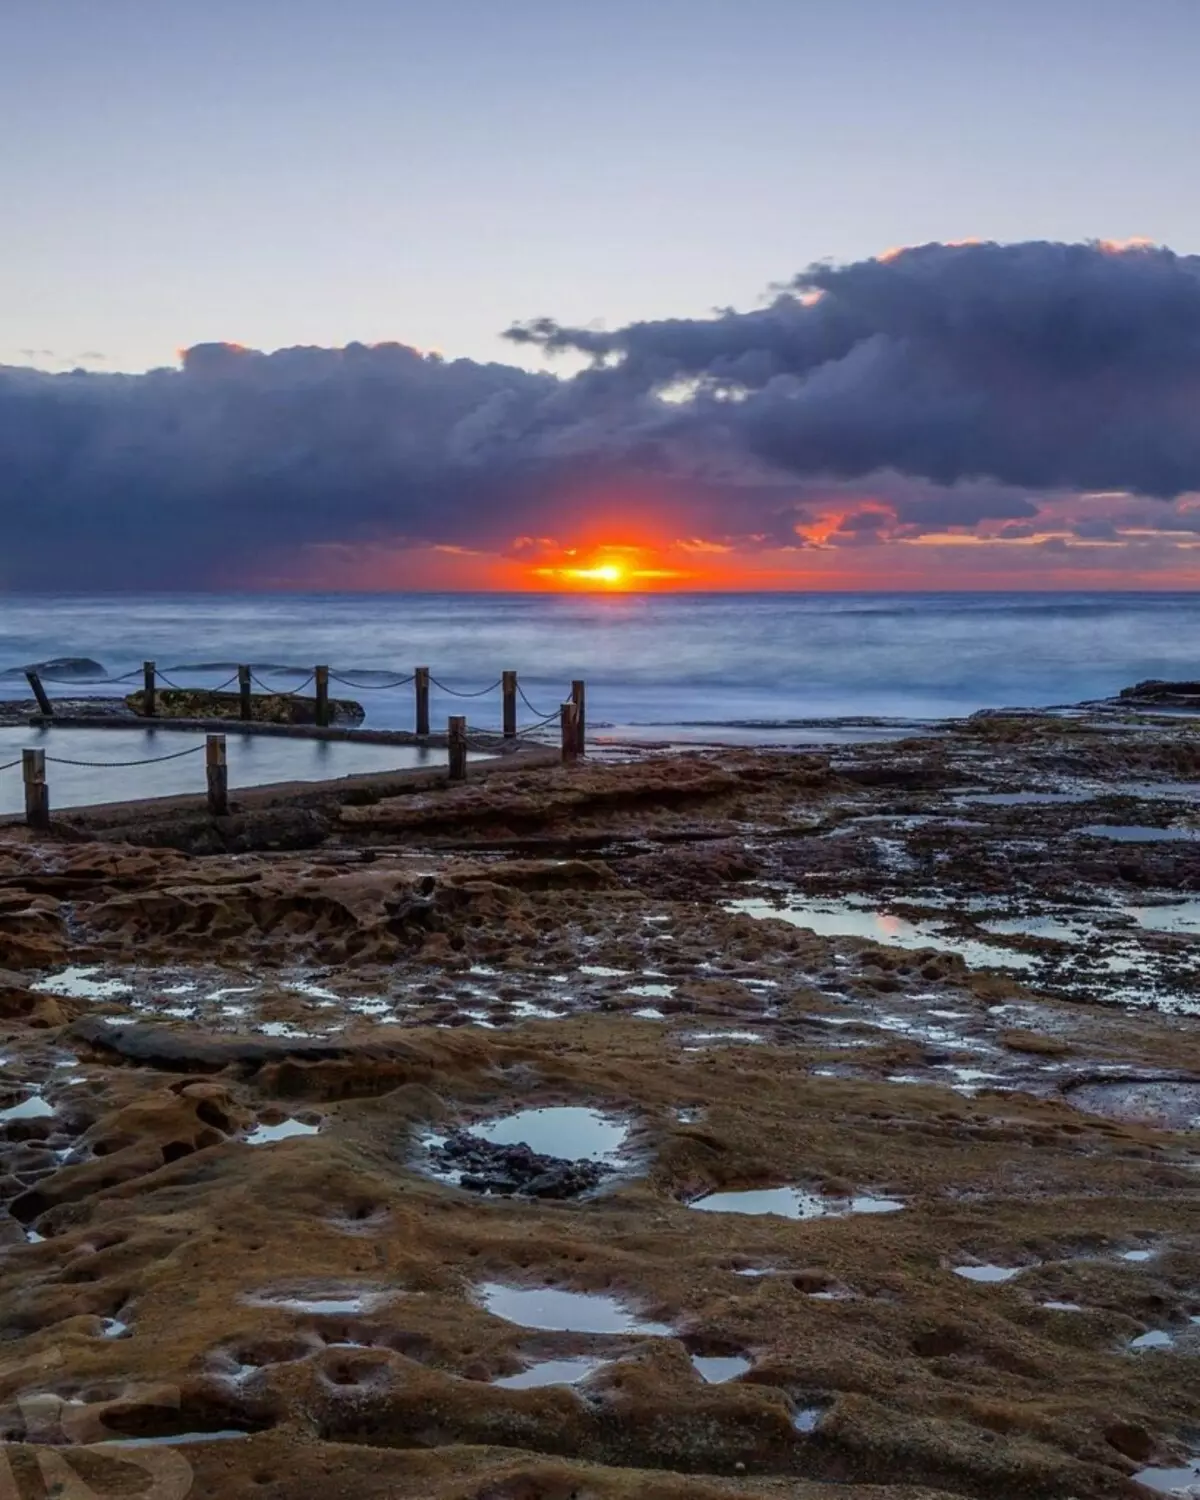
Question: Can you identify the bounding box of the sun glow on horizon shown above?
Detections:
[528,546,689,588]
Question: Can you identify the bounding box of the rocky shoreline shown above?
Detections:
[1,707,1199,1497]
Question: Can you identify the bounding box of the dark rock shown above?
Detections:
[431,1129,610,1199]
[1118,679,1200,703]
[0,657,108,682]
[68,1016,427,1074]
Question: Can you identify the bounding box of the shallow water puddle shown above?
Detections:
[1133,1458,1200,1493]
[625,983,676,999]
[1079,824,1200,842]
[32,966,132,1000]
[579,965,628,978]
[1128,899,1200,934]
[245,1285,399,1316]
[793,1407,824,1432]
[1121,1249,1155,1262]
[689,1186,902,1220]
[959,791,1094,806]
[954,1264,1026,1283]
[1041,1301,1083,1312]
[245,1118,321,1146]
[507,1000,562,1021]
[980,915,1094,943]
[494,1356,607,1389]
[1130,1329,1174,1350]
[728,896,1033,970]
[682,1029,765,1049]
[478,1283,673,1335]
[1069,1079,1200,1131]
[466,1107,629,1162]
[99,1430,250,1447]
[692,1354,751,1382]
[0,1093,55,1123]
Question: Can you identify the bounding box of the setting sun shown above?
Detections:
[573,562,625,585]
[531,552,650,588]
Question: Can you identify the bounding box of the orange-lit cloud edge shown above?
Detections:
[266,524,1200,593]
[228,236,1200,593]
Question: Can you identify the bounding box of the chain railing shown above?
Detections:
[2,666,588,826]
[14,661,586,742]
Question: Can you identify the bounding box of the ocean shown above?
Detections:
[0,591,1196,742]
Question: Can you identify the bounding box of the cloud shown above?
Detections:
[512,239,1200,499]
[3,239,1200,587]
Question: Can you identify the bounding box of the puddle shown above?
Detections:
[793,1407,824,1433]
[0,1094,55,1123]
[477,1284,673,1335]
[245,1118,321,1146]
[288,979,341,1001]
[691,1355,751,1383]
[1128,900,1200,934]
[729,897,1032,970]
[100,1318,129,1338]
[1133,1459,1200,1493]
[1078,825,1200,842]
[494,1357,606,1389]
[98,1431,250,1447]
[625,983,676,999]
[579,965,628,978]
[682,1030,765,1048]
[507,1000,561,1021]
[1068,1080,1200,1131]
[1041,1301,1083,1312]
[423,1107,634,1199]
[468,1108,629,1162]
[954,1264,1026,1283]
[632,1007,666,1020]
[1130,1329,1174,1350]
[245,1286,398,1316]
[959,791,1094,806]
[980,916,1092,943]
[688,1187,903,1220]
[1122,1249,1155,1263]
[31,967,132,1000]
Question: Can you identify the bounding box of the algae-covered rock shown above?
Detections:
[124,687,364,725]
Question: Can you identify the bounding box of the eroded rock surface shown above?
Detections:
[1,710,1199,1497]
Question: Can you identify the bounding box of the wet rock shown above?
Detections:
[123,688,365,725]
[430,1130,610,1198]
[1104,1420,1153,1461]
[0,657,108,681]
[1119,679,1200,704]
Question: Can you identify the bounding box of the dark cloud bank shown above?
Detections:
[3,239,1200,587]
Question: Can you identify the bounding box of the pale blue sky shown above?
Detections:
[4,0,1198,374]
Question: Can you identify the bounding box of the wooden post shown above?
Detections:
[238,665,252,721]
[24,672,52,717]
[560,701,579,763]
[447,715,467,781]
[571,679,586,755]
[22,749,48,830]
[502,670,517,740]
[415,667,430,737]
[314,665,330,728]
[142,661,156,718]
[206,734,228,816]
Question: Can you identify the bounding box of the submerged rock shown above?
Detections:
[430,1128,611,1198]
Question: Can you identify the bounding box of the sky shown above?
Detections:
[4,0,1200,591]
